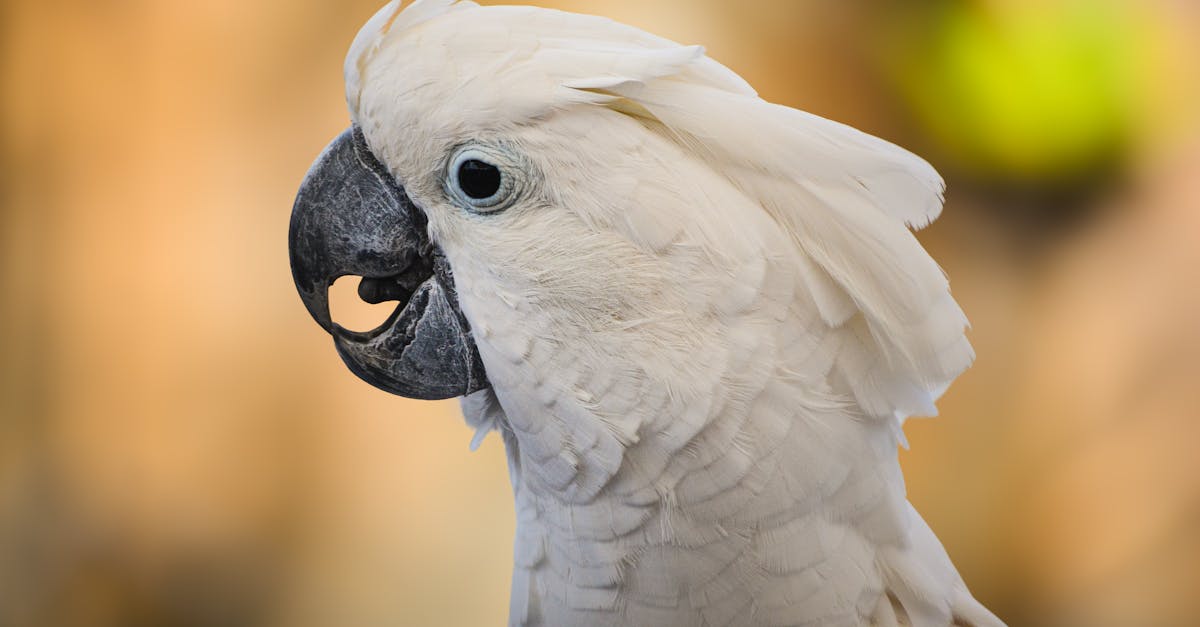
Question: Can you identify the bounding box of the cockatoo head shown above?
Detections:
[290,0,967,426]
[291,0,766,402]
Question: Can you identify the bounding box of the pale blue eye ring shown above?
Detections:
[446,145,523,214]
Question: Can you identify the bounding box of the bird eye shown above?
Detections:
[457,160,501,200]
[446,146,522,214]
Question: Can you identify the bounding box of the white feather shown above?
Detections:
[348,2,1002,625]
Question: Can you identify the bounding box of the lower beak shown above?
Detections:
[288,126,488,400]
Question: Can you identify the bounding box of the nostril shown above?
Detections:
[330,275,402,334]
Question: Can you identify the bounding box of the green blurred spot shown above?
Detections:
[892,0,1144,184]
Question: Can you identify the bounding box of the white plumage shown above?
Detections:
[348,1,1002,625]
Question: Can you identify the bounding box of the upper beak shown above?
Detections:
[288,126,489,400]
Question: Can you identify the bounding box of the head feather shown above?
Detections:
[351,1,972,419]
[560,51,970,415]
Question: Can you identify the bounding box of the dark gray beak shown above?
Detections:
[289,126,488,400]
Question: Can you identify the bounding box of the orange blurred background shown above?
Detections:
[2,1,1199,625]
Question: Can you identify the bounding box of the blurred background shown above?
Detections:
[2,0,1198,625]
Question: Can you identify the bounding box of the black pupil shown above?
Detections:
[458,159,502,200]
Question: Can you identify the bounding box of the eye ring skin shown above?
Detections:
[444,143,529,214]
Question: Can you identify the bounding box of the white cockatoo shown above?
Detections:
[288,1,1004,625]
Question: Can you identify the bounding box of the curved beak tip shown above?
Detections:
[298,284,334,333]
